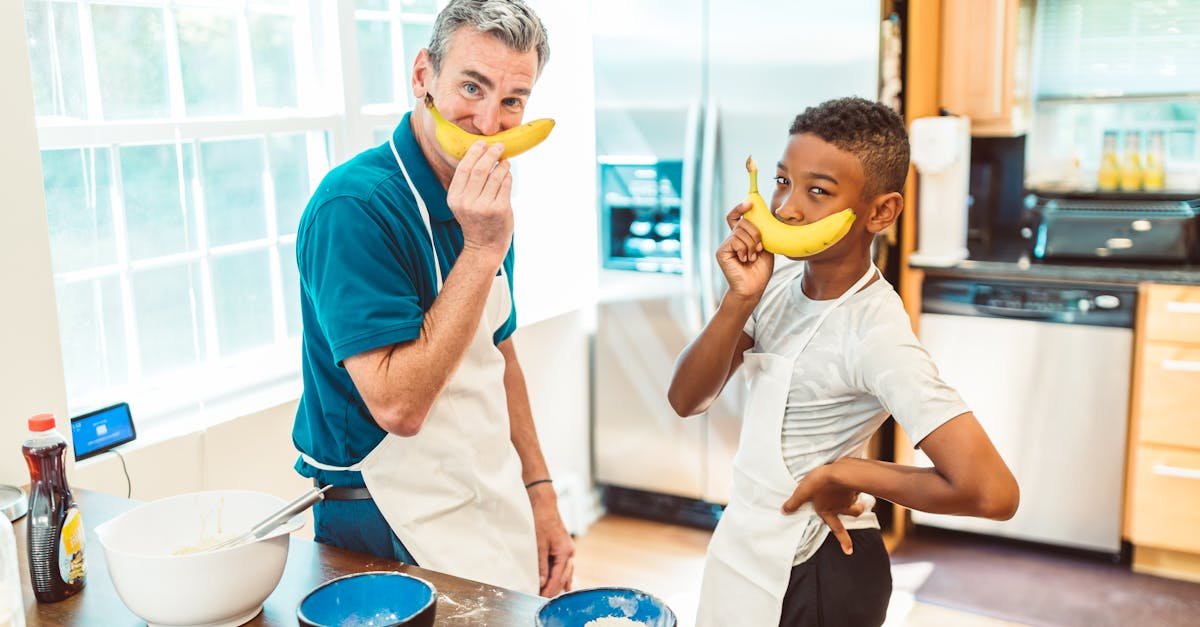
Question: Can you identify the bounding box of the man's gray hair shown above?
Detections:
[427,0,550,76]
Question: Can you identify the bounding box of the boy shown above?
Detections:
[667,97,1019,627]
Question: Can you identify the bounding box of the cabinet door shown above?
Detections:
[1129,444,1200,553]
[940,0,1021,135]
[1137,344,1200,451]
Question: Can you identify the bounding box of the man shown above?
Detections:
[291,0,574,597]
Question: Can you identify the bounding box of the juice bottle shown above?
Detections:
[23,413,86,603]
[1143,130,1165,192]
[1119,131,1143,192]
[1097,130,1120,191]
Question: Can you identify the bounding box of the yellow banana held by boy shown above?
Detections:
[426,99,555,160]
[742,156,855,258]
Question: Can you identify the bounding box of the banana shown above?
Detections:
[425,99,555,160]
[742,155,856,258]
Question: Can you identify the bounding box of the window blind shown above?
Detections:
[1034,0,1200,98]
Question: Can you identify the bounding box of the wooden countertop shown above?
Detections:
[14,488,545,626]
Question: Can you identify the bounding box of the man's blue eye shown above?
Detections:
[464,83,479,95]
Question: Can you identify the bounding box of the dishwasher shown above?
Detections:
[913,277,1136,555]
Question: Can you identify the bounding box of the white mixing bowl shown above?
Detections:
[95,490,302,627]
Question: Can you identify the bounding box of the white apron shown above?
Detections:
[696,263,878,627]
[301,137,539,594]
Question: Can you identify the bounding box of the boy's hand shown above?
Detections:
[782,463,865,556]
[717,202,773,300]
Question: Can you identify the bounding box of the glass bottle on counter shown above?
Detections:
[0,513,26,627]
[1143,130,1166,192]
[1097,130,1120,191]
[23,413,86,603]
[1119,130,1143,192]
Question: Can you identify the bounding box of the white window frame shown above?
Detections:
[29,0,442,426]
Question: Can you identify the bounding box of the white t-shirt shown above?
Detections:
[743,261,970,564]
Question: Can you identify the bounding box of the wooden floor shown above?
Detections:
[572,515,1022,627]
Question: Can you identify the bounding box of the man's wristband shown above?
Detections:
[525,478,553,490]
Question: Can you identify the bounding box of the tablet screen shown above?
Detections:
[71,402,136,461]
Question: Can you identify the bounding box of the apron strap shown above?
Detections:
[793,262,878,355]
[299,451,364,473]
[390,136,444,291]
[388,134,510,326]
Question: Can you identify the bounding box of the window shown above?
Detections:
[25,0,440,423]
[1026,0,1200,191]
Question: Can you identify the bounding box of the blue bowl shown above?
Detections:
[536,587,677,627]
[297,571,437,627]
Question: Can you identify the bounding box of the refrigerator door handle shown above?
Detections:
[681,98,704,332]
[697,101,721,323]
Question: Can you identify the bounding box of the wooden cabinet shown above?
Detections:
[1126,283,1200,583]
[939,0,1031,136]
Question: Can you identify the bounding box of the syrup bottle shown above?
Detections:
[23,413,86,602]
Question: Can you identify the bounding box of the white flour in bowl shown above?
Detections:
[584,618,645,627]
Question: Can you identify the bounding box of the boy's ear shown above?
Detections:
[865,191,903,234]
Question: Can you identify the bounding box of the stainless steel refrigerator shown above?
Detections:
[591,0,883,511]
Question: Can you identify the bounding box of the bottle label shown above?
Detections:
[59,507,86,585]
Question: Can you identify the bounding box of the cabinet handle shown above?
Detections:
[1153,464,1200,481]
[1162,359,1200,373]
[1165,301,1200,315]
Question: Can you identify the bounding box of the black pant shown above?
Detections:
[778,528,892,627]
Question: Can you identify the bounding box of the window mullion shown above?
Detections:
[259,138,289,342]
[336,0,365,159]
[77,1,105,121]
[107,145,144,384]
[292,0,319,111]
[237,3,258,113]
[163,2,187,120]
[390,7,405,108]
[186,138,221,362]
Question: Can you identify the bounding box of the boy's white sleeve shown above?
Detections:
[856,316,971,448]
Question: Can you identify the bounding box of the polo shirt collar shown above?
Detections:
[393,112,455,223]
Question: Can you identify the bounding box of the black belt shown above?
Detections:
[313,478,373,501]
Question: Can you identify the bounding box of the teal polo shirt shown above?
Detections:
[292,113,517,488]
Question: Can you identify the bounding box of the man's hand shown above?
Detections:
[717,201,774,301]
[782,463,864,555]
[446,140,514,255]
[529,484,575,596]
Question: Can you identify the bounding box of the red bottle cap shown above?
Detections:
[28,413,56,431]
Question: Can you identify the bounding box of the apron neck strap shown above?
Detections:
[390,136,444,291]
[793,262,878,356]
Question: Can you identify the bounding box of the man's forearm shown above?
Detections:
[667,293,755,417]
[499,340,552,487]
[827,457,1003,519]
[347,245,506,435]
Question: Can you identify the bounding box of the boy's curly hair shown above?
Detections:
[788,97,910,200]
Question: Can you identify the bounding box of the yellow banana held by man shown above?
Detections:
[742,156,855,258]
[426,99,555,160]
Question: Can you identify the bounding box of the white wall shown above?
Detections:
[2,0,599,533]
[511,0,599,326]
[0,2,71,487]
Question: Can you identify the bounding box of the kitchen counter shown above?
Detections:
[910,238,1200,286]
[15,489,544,626]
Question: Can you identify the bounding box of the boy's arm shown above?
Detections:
[668,202,771,417]
[667,297,758,417]
[783,412,1019,553]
